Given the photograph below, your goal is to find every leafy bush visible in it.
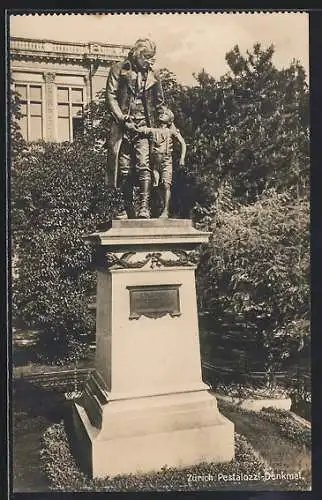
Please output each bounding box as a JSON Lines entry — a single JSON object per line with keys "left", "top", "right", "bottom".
{"left": 260, "top": 407, "right": 311, "bottom": 447}
{"left": 215, "top": 382, "right": 289, "bottom": 400}
{"left": 197, "top": 189, "right": 309, "bottom": 375}
{"left": 12, "top": 141, "right": 121, "bottom": 362}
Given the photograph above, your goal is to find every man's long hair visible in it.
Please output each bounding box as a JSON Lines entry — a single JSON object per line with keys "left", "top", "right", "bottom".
{"left": 128, "top": 38, "right": 156, "bottom": 60}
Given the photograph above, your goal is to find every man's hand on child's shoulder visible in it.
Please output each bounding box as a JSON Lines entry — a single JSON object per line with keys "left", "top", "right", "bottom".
{"left": 124, "top": 120, "right": 138, "bottom": 132}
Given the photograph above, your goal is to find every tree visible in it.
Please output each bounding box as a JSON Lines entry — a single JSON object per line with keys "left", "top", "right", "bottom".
{"left": 10, "top": 81, "right": 27, "bottom": 161}
{"left": 221, "top": 44, "right": 309, "bottom": 202}
{"left": 155, "top": 68, "right": 222, "bottom": 217}
{"left": 82, "top": 89, "right": 113, "bottom": 149}
{"left": 159, "top": 44, "right": 309, "bottom": 216}
{"left": 80, "top": 45, "right": 309, "bottom": 216}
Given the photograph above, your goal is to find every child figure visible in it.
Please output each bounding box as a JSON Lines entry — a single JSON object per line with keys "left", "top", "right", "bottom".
{"left": 137, "top": 106, "right": 186, "bottom": 218}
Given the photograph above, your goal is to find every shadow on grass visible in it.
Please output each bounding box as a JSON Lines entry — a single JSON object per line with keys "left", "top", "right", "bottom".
{"left": 14, "top": 378, "right": 68, "bottom": 422}
{"left": 290, "top": 399, "right": 311, "bottom": 422}
{"left": 13, "top": 378, "right": 73, "bottom": 492}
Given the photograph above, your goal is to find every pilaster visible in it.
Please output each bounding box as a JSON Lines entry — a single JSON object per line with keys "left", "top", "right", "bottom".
{"left": 43, "top": 72, "right": 56, "bottom": 141}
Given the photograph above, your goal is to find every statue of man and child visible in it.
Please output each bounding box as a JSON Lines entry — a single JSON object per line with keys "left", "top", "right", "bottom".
{"left": 105, "top": 38, "right": 186, "bottom": 220}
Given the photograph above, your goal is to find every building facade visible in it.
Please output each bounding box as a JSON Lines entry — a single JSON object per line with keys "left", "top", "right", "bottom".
{"left": 10, "top": 36, "right": 130, "bottom": 142}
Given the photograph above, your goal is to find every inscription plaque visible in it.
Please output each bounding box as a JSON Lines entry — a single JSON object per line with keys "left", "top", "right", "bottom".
{"left": 127, "top": 284, "right": 182, "bottom": 319}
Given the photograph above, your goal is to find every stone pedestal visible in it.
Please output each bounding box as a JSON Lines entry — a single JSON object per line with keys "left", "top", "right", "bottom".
{"left": 72, "top": 219, "right": 234, "bottom": 478}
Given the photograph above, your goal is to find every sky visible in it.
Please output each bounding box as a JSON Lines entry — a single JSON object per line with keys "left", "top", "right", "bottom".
{"left": 9, "top": 12, "right": 309, "bottom": 86}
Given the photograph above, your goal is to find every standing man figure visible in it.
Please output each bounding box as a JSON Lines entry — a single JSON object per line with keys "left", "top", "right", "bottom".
{"left": 105, "top": 38, "right": 165, "bottom": 219}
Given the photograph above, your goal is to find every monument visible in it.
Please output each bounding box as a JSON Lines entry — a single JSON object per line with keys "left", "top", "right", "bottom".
{"left": 71, "top": 38, "right": 234, "bottom": 479}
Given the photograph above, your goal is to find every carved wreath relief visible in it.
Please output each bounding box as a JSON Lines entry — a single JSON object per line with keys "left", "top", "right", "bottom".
{"left": 102, "top": 249, "right": 198, "bottom": 270}
{"left": 92, "top": 249, "right": 197, "bottom": 320}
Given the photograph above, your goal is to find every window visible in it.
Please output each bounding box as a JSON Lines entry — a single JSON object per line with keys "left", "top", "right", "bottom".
{"left": 57, "top": 86, "right": 84, "bottom": 142}
{"left": 15, "top": 84, "right": 44, "bottom": 141}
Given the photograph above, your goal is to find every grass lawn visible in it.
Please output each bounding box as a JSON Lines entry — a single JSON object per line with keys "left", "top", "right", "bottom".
{"left": 14, "top": 414, "right": 51, "bottom": 492}
{"left": 13, "top": 380, "right": 68, "bottom": 492}
{"left": 218, "top": 399, "right": 311, "bottom": 477}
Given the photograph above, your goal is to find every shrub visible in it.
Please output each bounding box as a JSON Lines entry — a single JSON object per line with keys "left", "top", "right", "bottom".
{"left": 12, "top": 141, "right": 121, "bottom": 362}
{"left": 197, "top": 189, "right": 310, "bottom": 376}
{"left": 215, "top": 382, "right": 289, "bottom": 400}
{"left": 259, "top": 407, "right": 311, "bottom": 448}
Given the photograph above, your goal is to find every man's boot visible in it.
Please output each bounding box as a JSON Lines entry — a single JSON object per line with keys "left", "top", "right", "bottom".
{"left": 137, "top": 178, "right": 151, "bottom": 219}
{"left": 159, "top": 185, "right": 171, "bottom": 219}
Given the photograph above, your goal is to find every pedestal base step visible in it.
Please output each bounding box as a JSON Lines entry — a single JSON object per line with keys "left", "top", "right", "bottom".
{"left": 72, "top": 388, "right": 234, "bottom": 478}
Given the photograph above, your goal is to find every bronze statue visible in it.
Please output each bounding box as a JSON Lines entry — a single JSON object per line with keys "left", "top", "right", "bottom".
{"left": 105, "top": 38, "right": 164, "bottom": 219}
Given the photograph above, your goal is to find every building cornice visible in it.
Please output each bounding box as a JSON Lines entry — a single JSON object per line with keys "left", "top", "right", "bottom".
{"left": 10, "top": 36, "right": 131, "bottom": 66}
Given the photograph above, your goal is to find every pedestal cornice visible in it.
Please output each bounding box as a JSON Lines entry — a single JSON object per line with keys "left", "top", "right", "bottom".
{"left": 83, "top": 219, "right": 211, "bottom": 248}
